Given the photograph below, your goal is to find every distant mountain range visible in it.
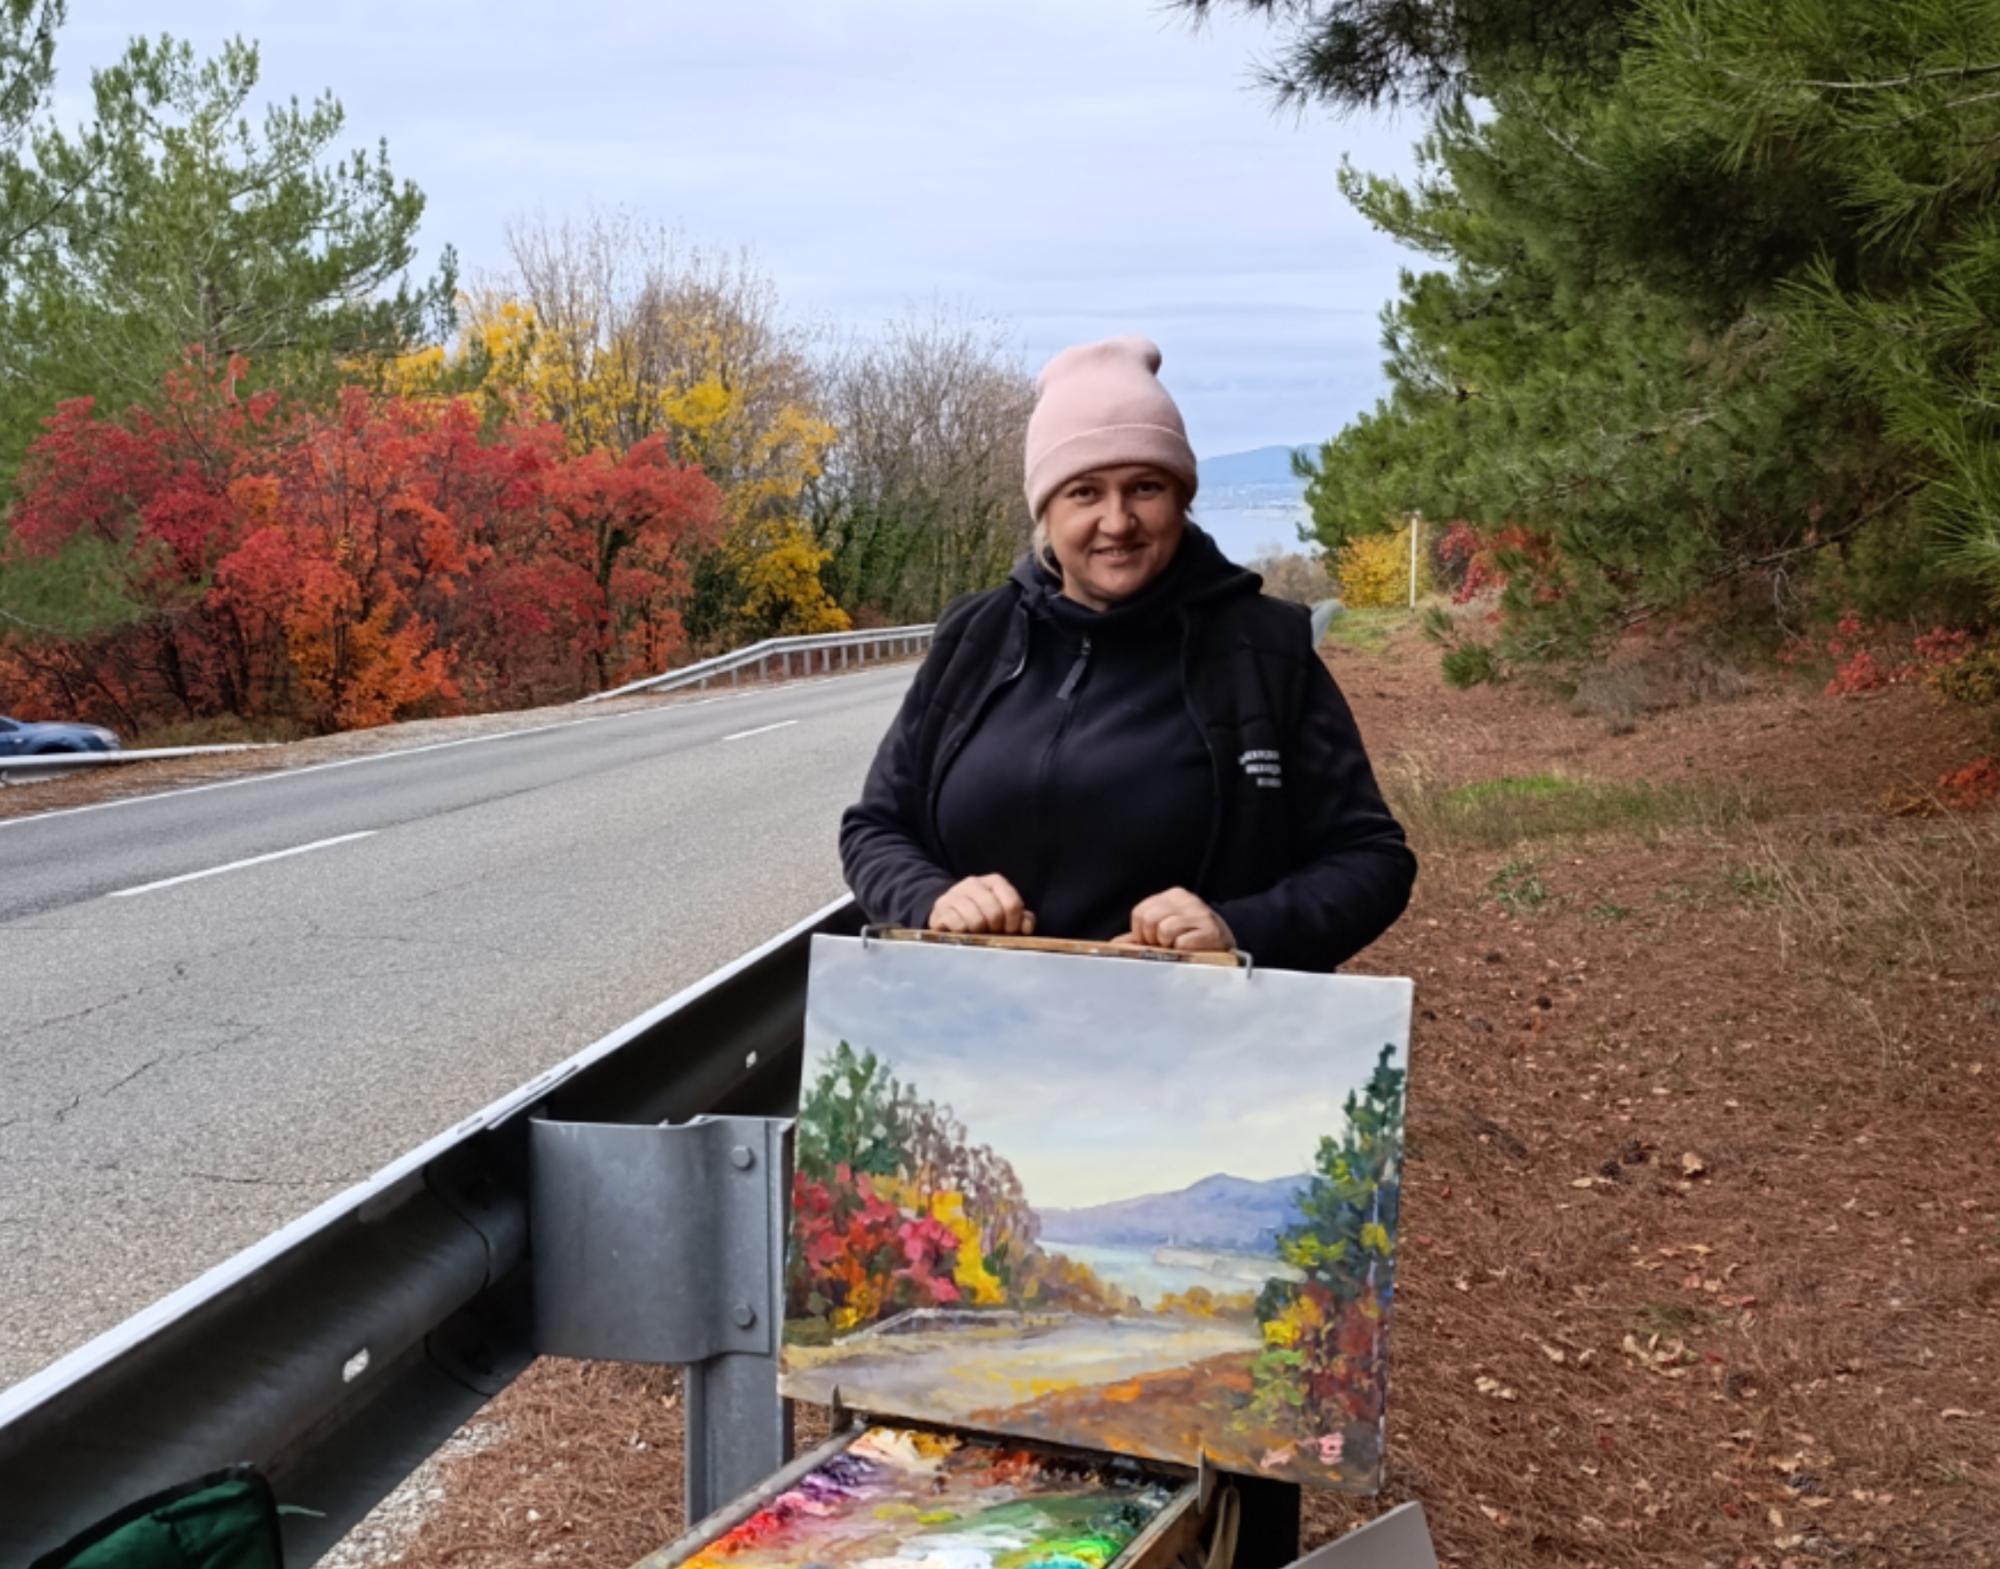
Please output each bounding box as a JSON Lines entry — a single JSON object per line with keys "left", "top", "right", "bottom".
{"left": 1037, "top": 1172, "right": 1310, "bottom": 1253}
{"left": 1199, "top": 445, "right": 1312, "bottom": 490}
{"left": 1195, "top": 447, "right": 1314, "bottom": 563}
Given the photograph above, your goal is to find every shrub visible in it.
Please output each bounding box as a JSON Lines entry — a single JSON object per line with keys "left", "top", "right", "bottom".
{"left": 1938, "top": 757, "right": 2000, "bottom": 812}
{"left": 1441, "top": 642, "right": 1502, "bottom": 687}
{"left": 1933, "top": 648, "right": 2000, "bottom": 709}
{"left": 1252, "top": 549, "right": 1337, "bottom": 605}
{"left": 1337, "top": 524, "right": 1432, "bottom": 608}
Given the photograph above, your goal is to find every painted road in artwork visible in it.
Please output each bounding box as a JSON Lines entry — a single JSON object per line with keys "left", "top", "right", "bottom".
{"left": 677, "top": 1426, "right": 1177, "bottom": 1569}
{"left": 779, "top": 936, "right": 1414, "bottom": 1491}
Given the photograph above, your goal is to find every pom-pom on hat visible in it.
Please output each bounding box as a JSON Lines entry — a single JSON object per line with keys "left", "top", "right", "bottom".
{"left": 1024, "top": 335, "right": 1199, "bottom": 519}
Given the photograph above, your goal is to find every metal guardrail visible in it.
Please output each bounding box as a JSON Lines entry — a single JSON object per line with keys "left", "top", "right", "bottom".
{"left": 0, "top": 895, "right": 862, "bottom": 1568}
{"left": 0, "top": 742, "right": 273, "bottom": 781}
{"left": 0, "top": 898, "right": 1442, "bottom": 1569}
{"left": 583, "top": 624, "right": 936, "bottom": 704}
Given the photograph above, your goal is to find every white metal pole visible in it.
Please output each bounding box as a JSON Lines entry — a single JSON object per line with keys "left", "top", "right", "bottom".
{"left": 1408, "top": 513, "right": 1421, "bottom": 610}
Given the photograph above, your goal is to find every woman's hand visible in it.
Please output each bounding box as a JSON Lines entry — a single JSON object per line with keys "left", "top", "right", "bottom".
{"left": 1115, "top": 888, "right": 1235, "bottom": 953}
{"left": 927, "top": 874, "right": 1036, "bottom": 936}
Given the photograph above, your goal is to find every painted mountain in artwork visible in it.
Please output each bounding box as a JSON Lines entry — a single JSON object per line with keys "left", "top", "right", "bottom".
{"left": 1036, "top": 1172, "right": 1310, "bottom": 1252}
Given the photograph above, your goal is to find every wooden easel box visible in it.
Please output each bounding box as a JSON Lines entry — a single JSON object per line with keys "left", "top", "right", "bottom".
{"left": 645, "top": 1416, "right": 1209, "bottom": 1569}
{"left": 648, "top": 929, "right": 1364, "bottom": 1569}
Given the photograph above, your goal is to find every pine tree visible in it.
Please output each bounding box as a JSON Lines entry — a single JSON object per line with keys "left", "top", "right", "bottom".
{"left": 1, "top": 33, "right": 452, "bottom": 476}
{"left": 1186, "top": 0, "right": 2000, "bottom": 666}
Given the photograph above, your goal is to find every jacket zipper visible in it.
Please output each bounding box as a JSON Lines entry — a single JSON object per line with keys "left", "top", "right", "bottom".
{"left": 1035, "top": 633, "right": 1093, "bottom": 896}
{"left": 1056, "top": 634, "right": 1093, "bottom": 703}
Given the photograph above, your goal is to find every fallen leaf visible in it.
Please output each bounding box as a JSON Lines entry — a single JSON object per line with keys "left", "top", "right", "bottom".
{"left": 1681, "top": 1151, "right": 1709, "bottom": 1178}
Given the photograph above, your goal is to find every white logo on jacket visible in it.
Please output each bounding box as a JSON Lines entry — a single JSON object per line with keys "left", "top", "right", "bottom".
{"left": 1239, "top": 748, "right": 1283, "bottom": 790}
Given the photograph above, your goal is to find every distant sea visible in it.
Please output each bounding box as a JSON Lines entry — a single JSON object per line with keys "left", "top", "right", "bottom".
{"left": 1199, "top": 500, "right": 1315, "bottom": 566}
{"left": 1047, "top": 1241, "right": 1277, "bottom": 1305}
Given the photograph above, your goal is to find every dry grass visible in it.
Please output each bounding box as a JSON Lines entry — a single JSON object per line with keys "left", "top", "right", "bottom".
{"left": 1746, "top": 815, "right": 2000, "bottom": 978}
{"left": 1568, "top": 647, "right": 1757, "bottom": 735}
{"left": 1382, "top": 756, "right": 1760, "bottom": 852}
{"left": 1323, "top": 608, "right": 1415, "bottom": 654}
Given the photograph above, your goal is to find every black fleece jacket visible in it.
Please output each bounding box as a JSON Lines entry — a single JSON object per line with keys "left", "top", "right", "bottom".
{"left": 838, "top": 528, "right": 1416, "bottom": 972}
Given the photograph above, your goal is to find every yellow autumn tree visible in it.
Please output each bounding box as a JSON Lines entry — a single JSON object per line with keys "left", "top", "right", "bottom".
{"left": 351, "top": 293, "right": 538, "bottom": 425}
{"left": 1337, "top": 521, "right": 1434, "bottom": 609}
{"left": 496, "top": 212, "right": 845, "bottom": 644}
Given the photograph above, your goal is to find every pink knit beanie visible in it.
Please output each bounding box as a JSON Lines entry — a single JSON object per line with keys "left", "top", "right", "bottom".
{"left": 1024, "top": 335, "right": 1199, "bottom": 518}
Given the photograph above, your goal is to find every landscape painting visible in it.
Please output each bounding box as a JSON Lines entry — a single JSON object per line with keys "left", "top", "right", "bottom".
{"left": 779, "top": 935, "right": 1414, "bottom": 1491}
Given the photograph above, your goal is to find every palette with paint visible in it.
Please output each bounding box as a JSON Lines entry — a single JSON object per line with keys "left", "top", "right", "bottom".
{"left": 655, "top": 1424, "right": 1202, "bottom": 1569}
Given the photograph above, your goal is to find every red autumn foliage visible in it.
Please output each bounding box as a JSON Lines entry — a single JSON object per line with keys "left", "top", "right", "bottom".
{"left": 1434, "top": 520, "right": 1547, "bottom": 603}
{"left": 1937, "top": 756, "right": 2000, "bottom": 812}
{"left": 1, "top": 354, "right": 724, "bottom": 733}
{"left": 1815, "top": 612, "right": 1989, "bottom": 699}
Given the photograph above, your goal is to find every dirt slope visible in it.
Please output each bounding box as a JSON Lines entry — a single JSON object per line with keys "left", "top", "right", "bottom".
{"left": 350, "top": 624, "right": 2000, "bottom": 1569}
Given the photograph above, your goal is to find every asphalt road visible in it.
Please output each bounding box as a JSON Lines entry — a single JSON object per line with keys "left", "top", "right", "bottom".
{"left": 0, "top": 666, "right": 912, "bottom": 1387}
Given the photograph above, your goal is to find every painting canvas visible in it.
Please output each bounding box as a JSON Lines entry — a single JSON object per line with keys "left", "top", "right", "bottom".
{"left": 780, "top": 935, "right": 1414, "bottom": 1491}
{"left": 676, "top": 1426, "right": 1179, "bottom": 1569}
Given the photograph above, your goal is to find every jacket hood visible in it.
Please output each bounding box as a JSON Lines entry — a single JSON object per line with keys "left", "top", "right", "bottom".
{"left": 1007, "top": 522, "right": 1260, "bottom": 629}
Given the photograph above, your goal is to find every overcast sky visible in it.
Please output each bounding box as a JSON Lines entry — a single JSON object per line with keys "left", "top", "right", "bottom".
{"left": 805, "top": 937, "right": 1411, "bottom": 1210}
{"left": 55, "top": 2, "right": 1423, "bottom": 456}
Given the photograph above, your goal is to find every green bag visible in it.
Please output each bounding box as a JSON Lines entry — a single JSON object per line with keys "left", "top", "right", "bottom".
{"left": 31, "top": 1467, "right": 283, "bottom": 1569}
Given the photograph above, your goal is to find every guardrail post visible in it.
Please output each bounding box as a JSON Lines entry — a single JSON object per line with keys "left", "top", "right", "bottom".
{"left": 531, "top": 1114, "right": 794, "bottom": 1524}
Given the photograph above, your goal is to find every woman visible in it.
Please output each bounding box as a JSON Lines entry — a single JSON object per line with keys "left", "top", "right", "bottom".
{"left": 839, "top": 335, "right": 1414, "bottom": 973}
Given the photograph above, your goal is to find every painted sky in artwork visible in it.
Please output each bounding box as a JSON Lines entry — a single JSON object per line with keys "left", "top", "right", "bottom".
{"left": 803, "top": 939, "right": 1411, "bottom": 1210}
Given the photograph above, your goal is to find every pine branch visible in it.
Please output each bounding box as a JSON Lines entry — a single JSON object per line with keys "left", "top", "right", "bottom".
{"left": 1787, "top": 61, "right": 2000, "bottom": 93}
{"left": 1622, "top": 481, "right": 1922, "bottom": 628}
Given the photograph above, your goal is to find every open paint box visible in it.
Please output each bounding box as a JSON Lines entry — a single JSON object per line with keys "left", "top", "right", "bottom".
{"left": 646, "top": 1422, "right": 1206, "bottom": 1569}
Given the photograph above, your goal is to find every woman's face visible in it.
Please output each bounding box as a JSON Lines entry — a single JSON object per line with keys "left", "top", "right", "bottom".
{"left": 1042, "top": 464, "right": 1186, "bottom": 611}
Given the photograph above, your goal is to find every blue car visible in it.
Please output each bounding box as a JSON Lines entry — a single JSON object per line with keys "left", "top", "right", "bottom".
{"left": 0, "top": 714, "right": 122, "bottom": 755}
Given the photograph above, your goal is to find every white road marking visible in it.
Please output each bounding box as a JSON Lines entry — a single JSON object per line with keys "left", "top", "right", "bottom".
{"left": 0, "top": 668, "right": 903, "bottom": 831}
{"left": 722, "top": 720, "right": 799, "bottom": 742}
{"left": 107, "top": 831, "right": 378, "bottom": 898}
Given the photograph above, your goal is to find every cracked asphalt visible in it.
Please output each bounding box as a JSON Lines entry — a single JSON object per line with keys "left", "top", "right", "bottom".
{"left": 0, "top": 666, "right": 911, "bottom": 1387}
